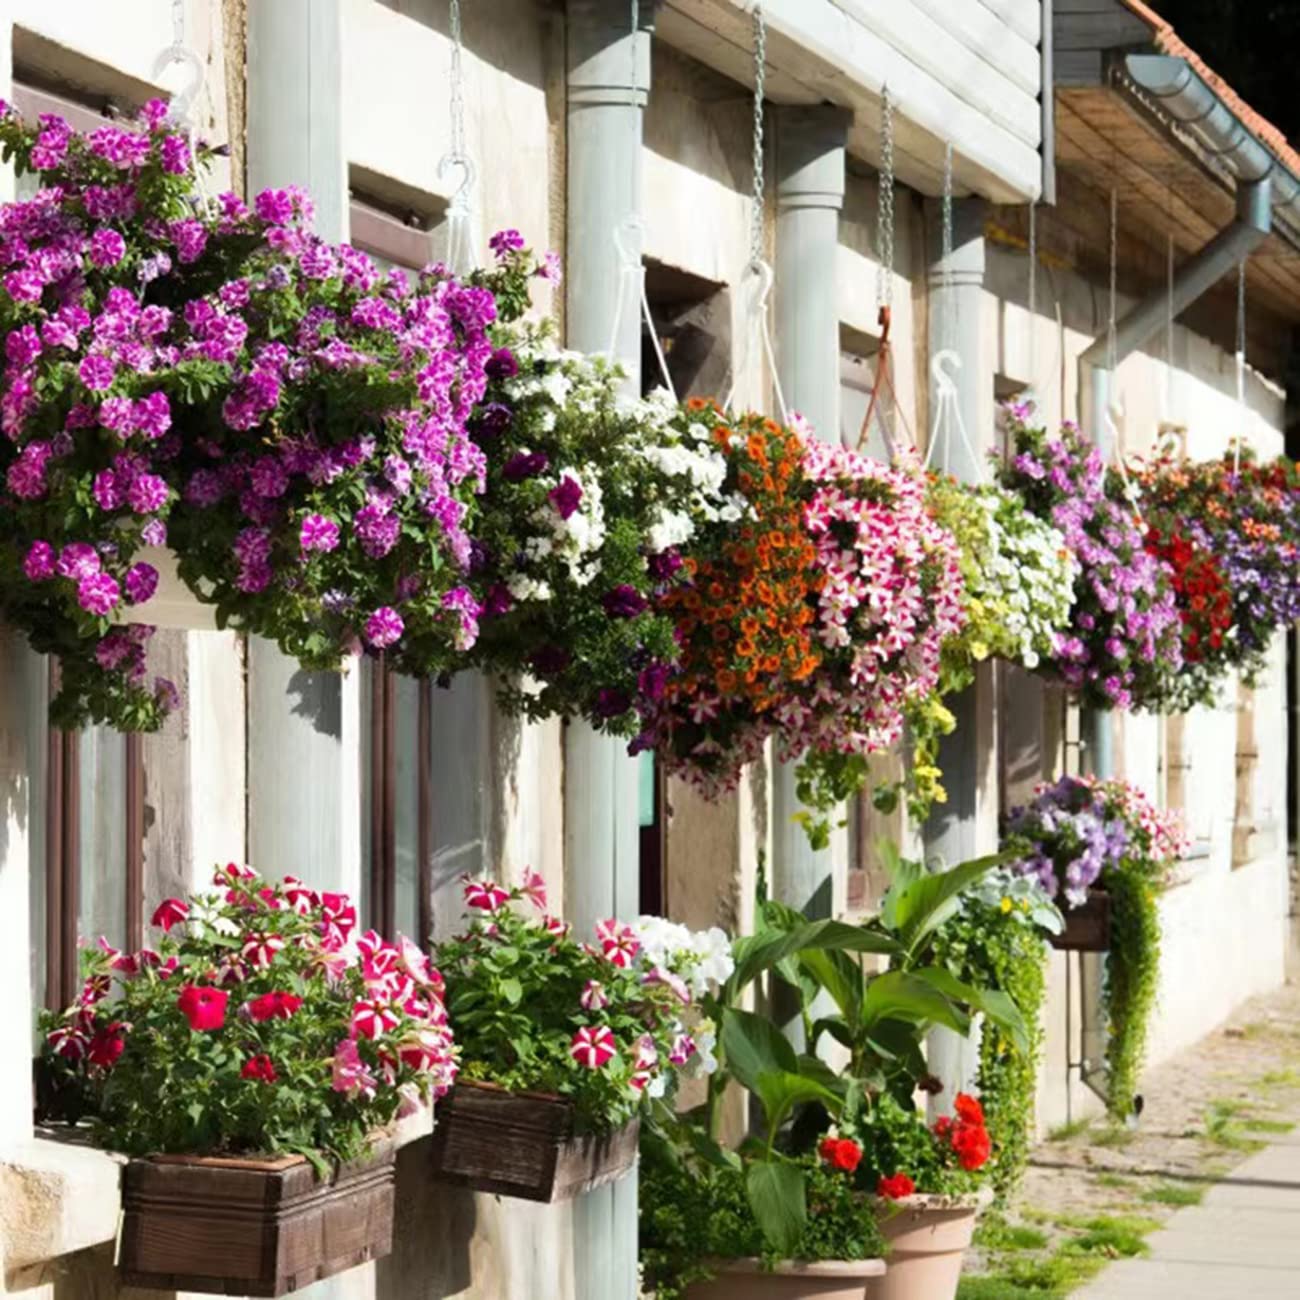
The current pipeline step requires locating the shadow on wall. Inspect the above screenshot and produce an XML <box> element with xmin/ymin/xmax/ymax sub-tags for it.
<box><xmin>376</xmin><ymin>1138</ymin><xmax>478</xmax><ymax>1298</ymax></box>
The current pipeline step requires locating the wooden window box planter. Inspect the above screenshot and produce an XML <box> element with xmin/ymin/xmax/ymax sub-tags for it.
<box><xmin>118</xmin><ymin>1142</ymin><xmax>395</xmax><ymax>1296</ymax></box>
<box><xmin>1050</xmin><ymin>889</ymin><xmax>1111</xmax><ymax>953</ymax></box>
<box><xmin>429</xmin><ymin>1080</ymin><xmax>640</xmax><ymax>1202</ymax></box>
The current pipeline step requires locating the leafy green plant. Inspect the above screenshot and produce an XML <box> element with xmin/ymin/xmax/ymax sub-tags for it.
<box><xmin>434</xmin><ymin>876</ymin><xmax>733</xmax><ymax>1133</ymax></box>
<box><xmin>1105</xmin><ymin>858</ymin><xmax>1161</xmax><ymax>1119</ymax></box>
<box><xmin>931</xmin><ymin>870</ymin><xmax>1055</xmax><ymax>1198</ymax></box>
<box><xmin>37</xmin><ymin>864</ymin><xmax>454</xmax><ymax>1166</ymax></box>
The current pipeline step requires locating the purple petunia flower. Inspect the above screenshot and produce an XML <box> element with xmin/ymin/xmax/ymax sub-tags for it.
<box><xmin>365</xmin><ymin>606</ymin><xmax>404</xmax><ymax>648</ymax></box>
<box><xmin>485</xmin><ymin>347</ymin><xmax>519</xmax><ymax>381</ymax></box>
<box><xmin>548</xmin><ymin>474</ymin><xmax>584</xmax><ymax>520</ymax></box>
<box><xmin>502</xmin><ymin>451</ymin><xmax>549</xmax><ymax>482</ymax></box>
<box><xmin>124</xmin><ymin>562</ymin><xmax>159</xmax><ymax>605</ymax></box>
<box><xmin>601</xmin><ymin>585</ymin><xmax>648</xmax><ymax>619</ymax></box>
<box><xmin>23</xmin><ymin>541</ymin><xmax>56</xmax><ymax>581</ymax></box>
<box><xmin>78</xmin><ymin>571</ymin><xmax>120</xmax><ymax>616</ymax></box>
<box><xmin>300</xmin><ymin>513</ymin><xmax>340</xmax><ymax>553</ymax></box>
<box><xmin>78</xmin><ymin>354</ymin><xmax>116</xmax><ymax>392</ymax></box>
<box><xmin>57</xmin><ymin>543</ymin><xmax>101</xmax><ymax>581</ymax></box>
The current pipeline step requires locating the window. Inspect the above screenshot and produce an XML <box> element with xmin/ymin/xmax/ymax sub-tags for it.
<box><xmin>14</xmin><ymin>83</ymin><xmax>151</xmax><ymax>1013</ymax></box>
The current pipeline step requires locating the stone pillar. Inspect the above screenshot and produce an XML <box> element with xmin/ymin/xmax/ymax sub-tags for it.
<box><xmin>771</xmin><ymin>106</ymin><xmax>851</xmax><ymax>924</ymax></box>
<box><xmin>245</xmin><ymin>8</ymin><xmax>359</xmax><ymax>1297</ymax></box>
<box><xmin>924</xmin><ymin>197</ymin><xmax>997</xmax><ymax>869</ymax></box>
<box><xmin>245</xmin><ymin>0</ymin><xmax>361</xmax><ymax>904</ymax></box>
<box><xmin>565</xmin><ymin>3</ymin><xmax>652</xmax><ymax>1296</ymax></box>
<box><xmin>922</xmin><ymin>197</ymin><xmax>996</xmax><ymax>1117</ymax></box>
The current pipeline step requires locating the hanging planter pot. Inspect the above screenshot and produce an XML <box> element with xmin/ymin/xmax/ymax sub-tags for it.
<box><xmin>429</xmin><ymin>1080</ymin><xmax>640</xmax><ymax>1202</ymax></box>
<box><xmin>1050</xmin><ymin>889</ymin><xmax>1112</xmax><ymax>953</ymax></box>
<box><xmin>115</xmin><ymin>547</ymin><xmax>217</xmax><ymax>632</ymax></box>
<box><xmin>118</xmin><ymin>1143</ymin><xmax>396</xmax><ymax>1297</ymax></box>
<box><xmin>682</xmin><ymin>1258</ymin><xmax>888</xmax><ymax>1299</ymax></box>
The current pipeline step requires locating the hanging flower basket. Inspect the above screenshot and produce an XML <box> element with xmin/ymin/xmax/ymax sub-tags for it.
<box><xmin>119</xmin><ymin>1143</ymin><xmax>396</xmax><ymax>1297</ymax></box>
<box><xmin>1049</xmin><ymin>888</ymin><xmax>1111</xmax><ymax>953</ymax></box>
<box><xmin>430</xmin><ymin>1079</ymin><xmax>640</xmax><ymax>1202</ymax></box>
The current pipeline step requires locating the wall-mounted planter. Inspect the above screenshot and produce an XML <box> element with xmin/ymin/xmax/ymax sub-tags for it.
<box><xmin>118</xmin><ymin>1143</ymin><xmax>395</xmax><ymax>1296</ymax></box>
<box><xmin>1050</xmin><ymin>889</ymin><xmax>1112</xmax><ymax>953</ymax></box>
<box><xmin>683</xmin><ymin>1258</ymin><xmax>887</xmax><ymax>1299</ymax></box>
<box><xmin>429</xmin><ymin>1080</ymin><xmax>639</xmax><ymax>1202</ymax></box>
<box><xmin>117</xmin><ymin>546</ymin><xmax>217</xmax><ymax>632</ymax></box>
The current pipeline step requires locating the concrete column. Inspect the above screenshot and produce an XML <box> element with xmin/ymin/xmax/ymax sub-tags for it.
<box><xmin>565</xmin><ymin>3</ymin><xmax>652</xmax><ymax>1297</ymax></box>
<box><xmin>245</xmin><ymin>0</ymin><xmax>361</xmax><ymax>907</ymax></box>
<box><xmin>771</xmin><ymin>106</ymin><xmax>851</xmax><ymax>923</ymax></box>
<box><xmin>245</xmin><ymin>9</ymin><xmax>357</xmax><ymax>1295</ymax></box>
<box><xmin>922</xmin><ymin>197</ymin><xmax>995</xmax><ymax>1115</ymax></box>
<box><xmin>924</xmin><ymin>198</ymin><xmax>998</xmax><ymax>868</ymax></box>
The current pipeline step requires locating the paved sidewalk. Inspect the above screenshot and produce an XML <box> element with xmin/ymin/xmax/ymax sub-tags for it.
<box><xmin>1077</xmin><ymin>1131</ymin><xmax>1300</xmax><ymax>1298</ymax></box>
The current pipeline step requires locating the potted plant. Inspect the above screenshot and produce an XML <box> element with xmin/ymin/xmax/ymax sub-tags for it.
<box><xmin>844</xmin><ymin>1091</ymin><xmax>993</xmax><ymax>1300</ymax></box>
<box><xmin>639</xmin><ymin>847</ymin><xmax>1022</xmax><ymax>1297</ymax></box>
<box><xmin>1004</xmin><ymin>774</ymin><xmax>1187</xmax><ymax>1116</ymax></box>
<box><xmin>38</xmin><ymin>865</ymin><xmax>453</xmax><ymax>1296</ymax></box>
<box><xmin>430</xmin><ymin>871</ymin><xmax>734</xmax><ymax>1201</ymax></box>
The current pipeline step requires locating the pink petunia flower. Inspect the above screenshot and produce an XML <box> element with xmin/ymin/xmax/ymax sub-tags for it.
<box><xmin>570</xmin><ymin>1025</ymin><xmax>616</xmax><ymax>1069</ymax></box>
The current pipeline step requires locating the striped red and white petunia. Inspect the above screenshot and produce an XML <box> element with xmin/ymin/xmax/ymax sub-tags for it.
<box><xmin>570</xmin><ymin>1025</ymin><xmax>616</xmax><ymax>1069</ymax></box>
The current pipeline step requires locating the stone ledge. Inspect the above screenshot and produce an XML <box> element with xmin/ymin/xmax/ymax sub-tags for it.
<box><xmin>0</xmin><ymin>1133</ymin><xmax>124</xmax><ymax>1273</ymax></box>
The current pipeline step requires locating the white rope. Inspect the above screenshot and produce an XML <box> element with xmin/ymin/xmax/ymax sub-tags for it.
<box><xmin>439</xmin><ymin>0</ymin><xmax>479</xmax><ymax>274</ymax></box>
<box><xmin>602</xmin><ymin>216</ymin><xmax>676</xmax><ymax>398</ymax></box>
<box><xmin>924</xmin><ymin>350</ymin><xmax>987</xmax><ymax>483</ymax></box>
<box><xmin>152</xmin><ymin>0</ymin><xmax>210</xmax><ymax>213</ymax></box>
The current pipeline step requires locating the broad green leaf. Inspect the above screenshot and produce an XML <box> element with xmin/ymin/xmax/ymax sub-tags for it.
<box><xmin>860</xmin><ymin>969</ymin><xmax>971</xmax><ymax>1036</ymax></box>
<box><xmin>909</xmin><ymin>968</ymin><xmax>1030</xmax><ymax>1055</ymax></box>
<box><xmin>888</xmin><ymin>853</ymin><xmax>1008</xmax><ymax>959</ymax></box>
<box><xmin>798</xmin><ymin>947</ymin><xmax>864</xmax><ymax>1025</ymax></box>
<box><xmin>746</xmin><ymin>1160</ymin><xmax>807</xmax><ymax>1257</ymax></box>
<box><xmin>729</xmin><ymin>920</ymin><xmax>898</xmax><ymax>994</ymax></box>
<box><xmin>721</xmin><ymin>1008</ymin><xmax>798</xmax><ymax>1093</ymax></box>
<box><xmin>498</xmin><ymin>977</ymin><xmax>523</xmax><ymax>1007</ymax></box>
<box><xmin>751</xmin><ymin>1071</ymin><xmax>842</xmax><ymax>1135</ymax></box>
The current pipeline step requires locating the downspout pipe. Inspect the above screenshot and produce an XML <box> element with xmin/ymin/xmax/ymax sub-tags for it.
<box><xmin>1073</xmin><ymin>53</ymin><xmax>1285</xmax><ymax>785</ymax></box>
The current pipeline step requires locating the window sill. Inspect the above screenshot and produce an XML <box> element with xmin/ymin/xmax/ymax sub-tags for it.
<box><xmin>1</xmin><ymin>1129</ymin><xmax>124</xmax><ymax>1273</ymax></box>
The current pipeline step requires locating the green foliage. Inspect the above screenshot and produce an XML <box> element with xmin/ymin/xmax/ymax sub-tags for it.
<box><xmin>638</xmin><ymin>1141</ymin><xmax>884</xmax><ymax>1300</ymax></box>
<box><xmin>974</xmin><ymin>1214</ymin><xmax>1049</xmax><ymax>1253</ymax></box>
<box><xmin>932</xmin><ymin>883</ymin><xmax>1051</xmax><ymax>1199</ymax></box>
<box><xmin>1141</xmin><ymin>1182</ymin><xmax>1203</xmax><ymax>1207</ymax></box>
<box><xmin>1103</xmin><ymin>859</ymin><xmax>1161</xmax><ymax>1119</ymax></box>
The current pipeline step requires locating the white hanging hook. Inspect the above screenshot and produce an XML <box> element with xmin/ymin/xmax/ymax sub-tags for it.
<box><xmin>612</xmin><ymin>213</ymin><xmax>645</xmax><ymax>270</ymax></box>
<box><xmin>930</xmin><ymin>348</ymin><xmax>961</xmax><ymax>397</ymax></box>
<box><xmin>924</xmin><ymin>349</ymin><xmax>986</xmax><ymax>483</ymax></box>
<box><xmin>724</xmin><ymin>257</ymin><xmax>785</xmax><ymax>420</ymax></box>
<box><xmin>438</xmin><ymin>153</ymin><xmax>478</xmax><ymax>216</ymax></box>
<box><xmin>152</xmin><ymin>45</ymin><xmax>204</xmax><ymax>128</ymax></box>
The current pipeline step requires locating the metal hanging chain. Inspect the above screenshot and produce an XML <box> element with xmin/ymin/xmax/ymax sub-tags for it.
<box><xmin>940</xmin><ymin>142</ymin><xmax>954</xmax><ymax>350</ymax></box>
<box><xmin>1027</xmin><ymin>198</ymin><xmax>1037</xmax><ymax>391</ymax></box>
<box><xmin>449</xmin><ymin>0</ymin><xmax>466</xmax><ymax>160</ymax></box>
<box><xmin>748</xmin><ymin>2</ymin><xmax>767</xmax><ymax>265</ymax></box>
<box><xmin>1234</xmin><ymin>257</ymin><xmax>1248</xmax><ymax>471</ymax></box>
<box><xmin>153</xmin><ymin>0</ymin><xmax>208</xmax><ymax>210</ymax></box>
<box><xmin>1106</xmin><ymin>188</ymin><xmax>1119</xmax><ymax>376</ymax></box>
<box><xmin>876</xmin><ymin>87</ymin><xmax>895</xmax><ymax>312</ymax></box>
<box><xmin>724</xmin><ymin>3</ymin><xmax>787</xmax><ymax>421</ymax></box>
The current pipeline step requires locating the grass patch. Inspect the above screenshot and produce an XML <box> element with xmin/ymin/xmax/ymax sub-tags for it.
<box><xmin>1091</xmin><ymin>1172</ymin><xmax>1134</xmax><ymax>1190</ymax></box>
<box><xmin>1257</xmin><ymin>1068</ymin><xmax>1300</xmax><ymax>1088</ymax></box>
<box><xmin>1090</xmin><ymin>1124</ymin><xmax>1137</xmax><ymax>1149</ymax></box>
<box><xmin>1046</xmin><ymin>1118</ymin><xmax>1091</xmax><ymax>1142</ymax></box>
<box><xmin>1063</xmin><ymin>1214</ymin><xmax>1157</xmax><ymax>1259</ymax></box>
<box><xmin>1243</xmin><ymin>1117</ymin><xmax>1294</xmax><ymax>1134</ymax></box>
<box><xmin>1141</xmin><ymin>1182</ymin><xmax>1204</xmax><ymax>1207</ymax></box>
<box><xmin>1203</xmin><ymin>1101</ymin><xmax>1266</xmax><ymax>1153</ymax></box>
<box><xmin>974</xmin><ymin>1215</ymin><xmax>1049</xmax><ymax>1252</ymax></box>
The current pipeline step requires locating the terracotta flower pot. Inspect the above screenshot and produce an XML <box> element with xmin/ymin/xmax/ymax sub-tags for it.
<box><xmin>429</xmin><ymin>1079</ymin><xmax>640</xmax><ymax>1202</ymax></box>
<box><xmin>683</xmin><ymin>1257</ymin><xmax>887</xmax><ymax>1300</ymax></box>
<box><xmin>873</xmin><ymin>1195</ymin><xmax>980</xmax><ymax>1300</ymax></box>
<box><xmin>118</xmin><ymin>1142</ymin><xmax>396</xmax><ymax>1296</ymax></box>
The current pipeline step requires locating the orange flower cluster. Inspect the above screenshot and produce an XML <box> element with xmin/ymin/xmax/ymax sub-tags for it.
<box><xmin>653</xmin><ymin>402</ymin><xmax>821</xmax><ymax>789</ymax></box>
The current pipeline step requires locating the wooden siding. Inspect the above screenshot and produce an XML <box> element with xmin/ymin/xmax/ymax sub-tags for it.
<box><xmin>659</xmin><ymin>0</ymin><xmax>1043</xmax><ymax>202</ymax></box>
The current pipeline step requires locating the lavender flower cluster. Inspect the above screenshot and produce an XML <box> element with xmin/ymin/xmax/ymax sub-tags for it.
<box><xmin>1000</xmin><ymin>407</ymin><xmax>1182</xmax><ymax>711</ymax></box>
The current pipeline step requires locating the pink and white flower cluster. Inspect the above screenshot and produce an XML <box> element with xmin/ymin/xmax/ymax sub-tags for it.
<box><xmin>38</xmin><ymin>863</ymin><xmax>456</xmax><ymax>1164</ymax></box>
<box><xmin>437</xmin><ymin>872</ymin><xmax>732</xmax><ymax>1130</ymax></box>
<box><xmin>779</xmin><ymin>441</ymin><xmax>966</xmax><ymax>765</ymax></box>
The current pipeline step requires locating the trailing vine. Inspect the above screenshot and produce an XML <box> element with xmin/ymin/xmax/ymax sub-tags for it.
<box><xmin>932</xmin><ymin>878</ymin><xmax>1054</xmax><ymax>1200</ymax></box>
<box><xmin>1102</xmin><ymin>859</ymin><xmax>1161</xmax><ymax>1119</ymax></box>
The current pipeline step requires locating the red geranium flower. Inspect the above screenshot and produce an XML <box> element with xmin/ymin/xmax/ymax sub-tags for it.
<box><xmin>952</xmin><ymin>1122</ymin><xmax>992</xmax><ymax>1171</ymax></box>
<box><xmin>954</xmin><ymin>1093</ymin><xmax>985</xmax><ymax>1126</ymax></box>
<box><xmin>877</xmin><ymin>1172</ymin><xmax>916</xmax><ymax>1200</ymax></box>
<box><xmin>817</xmin><ymin>1136</ymin><xmax>863</xmax><ymax>1173</ymax></box>
<box><xmin>241</xmin><ymin>1053</ymin><xmax>277</xmax><ymax>1083</ymax></box>
<box><xmin>177</xmin><ymin>984</ymin><xmax>228</xmax><ymax>1032</ymax></box>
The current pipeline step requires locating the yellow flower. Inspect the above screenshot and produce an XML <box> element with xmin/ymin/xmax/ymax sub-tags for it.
<box><xmin>1000</xmin><ymin>896</ymin><xmax>1014</xmax><ymax>914</ymax></box>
